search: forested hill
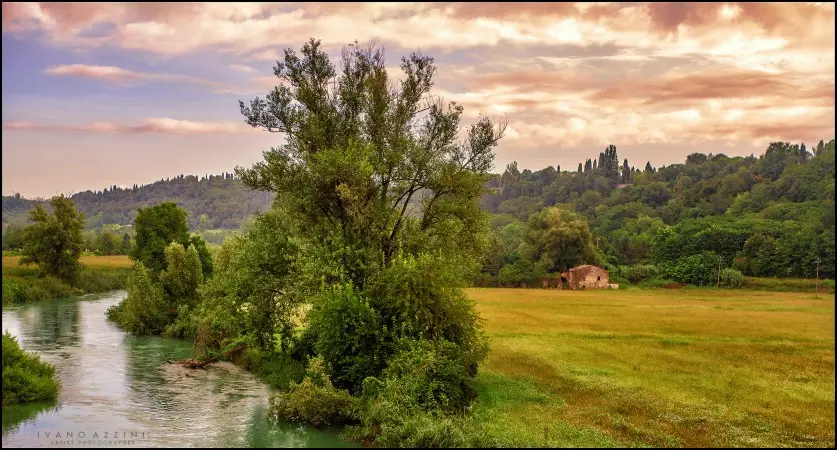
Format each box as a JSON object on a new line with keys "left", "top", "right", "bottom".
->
{"left": 2, "top": 173, "right": 274, "bottom": 230}
{"left": 479, "top": 138, "right": 836, "bottom": 281}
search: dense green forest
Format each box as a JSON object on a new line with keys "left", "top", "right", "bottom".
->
{"left": 479, "top": 139, "right": 835, "bottom": 285}
{"left": 2, "top": 173, "right": 274, "bottom": 230}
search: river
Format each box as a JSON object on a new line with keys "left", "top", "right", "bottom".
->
{"left": 1, "top": 291, "right": 357, "bottom": 448}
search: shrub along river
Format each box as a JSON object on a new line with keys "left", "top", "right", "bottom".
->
{"left": 1, "top": 291, "right": 357, "bottom": 448}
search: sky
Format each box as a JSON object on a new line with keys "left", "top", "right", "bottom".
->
{"left": 2, "top": 2, "right": 835, "bottom": 198}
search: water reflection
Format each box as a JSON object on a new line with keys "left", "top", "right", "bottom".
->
{"left": 1, "top": 402, "right": 58, "bottom": 436}
{"left": 1, "top": 292, "right": 356, "bottom": 448}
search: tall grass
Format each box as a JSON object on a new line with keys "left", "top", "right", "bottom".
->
{"left": 2, "top": 256, "right": 131, "bottom": 305}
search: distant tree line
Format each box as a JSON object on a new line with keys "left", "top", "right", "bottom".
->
{"left": 2, "top": 173, "right": 274, "bottom": 230}
{"left": 479, "top": 139, "right": 835, "bottom": 285}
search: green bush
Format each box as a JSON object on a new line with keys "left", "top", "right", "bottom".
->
{"left": 270, "top": 357, "right": 358, "bottom": 427}
{"left": 2, "top": 332, "right": 59, "bottom": 406}
{"left": 364, "top": 253, "right": 489, "bottom": 379}
{"left": 1, "top": 275, "right": 76, "bottom": 305}
{"left": 2, "top": 277, "right": 28, "bottom": 304}
{"left": 74, "top": 268, "right": 131, "bottom": 293}
{"left": 615, "top": 264, "right": 659, "bottom": 283}
{"left": 376, "top": 338, "right": 479, "bottom": 413}
{"left": 637, "top": 278, "right": 679, "bottom": 289}
{"left": 241, "top": 347, "right": 306, "bottom": 391}
{"left": 660, "top": 252, "right": 719, "bottom": 286}
{"left": 343, "top": 409, "right": 505, "bottom": 448}
{"left": 496, "top": 259, "right": 544, "bottom": 286}
{"left": 2, "top": 267, "right": 129, "bottom": 306}
{"left": 107, "top": 263, "right": 173, "bottom": 335}
{"left": 308, "top": 284, "right": 391, "bottom": 394}
{"left": 609, "top": 276, "right": 630, "bottom": 288}
{"left": 345, "top": 339, "right": 497, "bottom": 447}
{"left": 719, "top": 268, "right": 744, "bottom": 288}
{"left": 471, "top": 273, "right": 495, "bottom": 287}
{"left": 159, "top": 242, "right": 203, "bottom": 306}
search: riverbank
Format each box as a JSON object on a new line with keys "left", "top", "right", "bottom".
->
{"left": 2, "top": 332, "right": 59, "bottom": 406}
{"left": 2, "top": 256, "right": 131, "bottom": 305}
{"left": 2, "top": 292, "right": 355, "bottom": 448}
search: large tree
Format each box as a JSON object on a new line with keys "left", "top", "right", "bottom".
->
{"left": 20, "top": 196, "right": 86, "bottom": 282}
{"left": 130, "top": 202, "right": 196, "bottom": 276}
{"left": 524, "top": 206, "right": 600, "bottom": 273}
{"left": 238, "top": 38, "right": 506, "bottom": 289}
{"left": 235, "top": 39, "right": 505, "bottom": 393}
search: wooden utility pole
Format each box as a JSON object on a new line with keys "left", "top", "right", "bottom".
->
{"left": 717, "top": 255, "right": 722, "bottom": 288}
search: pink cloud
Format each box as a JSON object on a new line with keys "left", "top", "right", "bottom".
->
{"left": 2, "top": 2, "right": 833, "bottom": 175}
{"left": 43, "top": 64, "right": 244, "bottom": 93}
{"left": 3, "top": 118, "right": 258, "bottom": 135}
{"left": 2, "top": 3, "right": 831, "bottom": 55}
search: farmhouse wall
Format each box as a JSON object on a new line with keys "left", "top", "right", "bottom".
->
{"left": 560, "top": 265, "right": 610, "bottom": 289}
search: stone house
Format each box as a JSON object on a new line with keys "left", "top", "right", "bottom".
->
{"left": 560, "top": 265, "right": 611, "bottom": 289}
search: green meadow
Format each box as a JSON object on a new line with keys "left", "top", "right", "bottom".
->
{"left": 468, "top": 288, "right": 835, "bottom": 447}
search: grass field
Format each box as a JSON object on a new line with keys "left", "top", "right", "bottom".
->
{"left": 468, "top": 288, "right": 835, "bottom": 447}
{"left": 2, "top": 255, "right": 132, "bottom": 270}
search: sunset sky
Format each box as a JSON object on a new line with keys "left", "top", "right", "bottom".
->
{"left": 2, "top": 2, "right": 835, "bottom": 198}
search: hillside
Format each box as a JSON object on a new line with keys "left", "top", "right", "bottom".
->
{"left": 2, "top": 173, "right": 274, "bottom": 230}
{"left": 479, "top": 139, "right": 836, "bottom": 282}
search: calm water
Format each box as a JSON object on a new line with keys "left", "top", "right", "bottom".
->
{"left": 1, "top": 291, "right": 356, "bottom": 448}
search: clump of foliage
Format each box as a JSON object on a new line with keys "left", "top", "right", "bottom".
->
{"left": 109, "top": 242, "right": 204, "bottom": 334}
{"left": 109, "top": 202, "right": 210, "bottom": 334}
{"left": 719, "top": 268, "right": 744, "bottom": 288}
{"left": 363, "top": 253, "right": 489, "bottom": 375}
{"left": 659, "top": 251, "right": 720, "bottom": 286}
{"left": 19, "top": 196, "right": 85, "bottom": 283}
{"left": 308, "top": 284, "right": 390, "bottom": 393}
{"left": 2, "top": 332, "right": 59, "bottom": 406}
{"left": 192, "top": 208, "right": 301, "bottom": 349}
{"left": 130, "top": 202, "right": 212, "bottom": 276}
{"left": 614, "top": 264, "right": 660, "bottom": 284}
{"left": 270, "top": 357, "right": 358, "bottom": 427}
{"left": 524, "top": 207, "right": 601, "bottom": 274}
{"left": 240, "top": 347, "right": 307, "bottom": 391}
{"left": 496, "top": 259, "right": 545, "bottom": 286}
{"left": 368, "top": 338, "right": 480, "bottom": 413}
{"left": 3, "top": 267, "right": 130, "bottom": 306}
{"left": 107, "top": 263, "right": 170, "bottom": 335}
{"left": 343, "top": 339, "right": 499, "bottom": 447}
{"left": 160, "top": 242, "right": 203, "bottom": 305}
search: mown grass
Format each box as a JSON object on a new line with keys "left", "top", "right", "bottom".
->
{"left": 467, "top": 288, "right": 835, "bottom": 447}
{"left": 2, "top": 255, "right": 132, "bottom": 305}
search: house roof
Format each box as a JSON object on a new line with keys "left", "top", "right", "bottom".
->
{"left": 568, "top": 264, "right": 604, "bottom": 272}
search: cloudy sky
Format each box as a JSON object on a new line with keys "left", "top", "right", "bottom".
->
{"left": 2, "top": 2, "right": 834, "bottom": 198}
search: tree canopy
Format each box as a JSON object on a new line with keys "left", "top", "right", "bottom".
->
{"left": 19, "top": 196, "right": 85, "bottom": 282}
{"left": 238, "top": 38, "right": 506, "bottom": 289}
